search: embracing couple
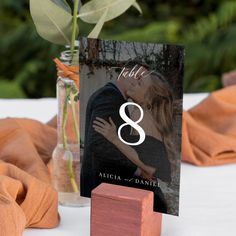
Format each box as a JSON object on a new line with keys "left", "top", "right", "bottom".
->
{"left": 81, "top": 63, "right": 173, "bottom": 213}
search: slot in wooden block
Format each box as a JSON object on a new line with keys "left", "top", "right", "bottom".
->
{"left": 91, "top": 183, "right": 162, "bottom": 236}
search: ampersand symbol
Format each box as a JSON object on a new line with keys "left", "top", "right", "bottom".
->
{"left": 118, "top": 102, "right": 146, "bottom": 146}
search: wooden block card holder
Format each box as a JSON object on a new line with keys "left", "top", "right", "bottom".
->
{"left": 91, "top": 183, "right": 162, "bottom": 236}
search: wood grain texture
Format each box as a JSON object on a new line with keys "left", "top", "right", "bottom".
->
{"left": 91, "top": 183, "right": 162, "bottom": 236}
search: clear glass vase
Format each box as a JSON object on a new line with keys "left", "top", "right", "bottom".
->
{"left": 52, "top": 51, "right": 90, "bottom": 207}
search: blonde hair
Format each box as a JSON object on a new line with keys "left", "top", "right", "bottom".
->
{"left": 145, "top": 72, "right": 174, "bottom": 158}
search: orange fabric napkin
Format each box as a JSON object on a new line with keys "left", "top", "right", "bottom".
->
{"left": 182, "top": 85, "right": 236, "bottom": 166}
{"left": 0, "top": 118, "right": 59, "bottom": 236}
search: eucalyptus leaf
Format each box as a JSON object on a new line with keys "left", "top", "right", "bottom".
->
{"left": 132, "top": 2, "right": 142, "bottom": 14}
{"left": 51, "top": 0, "right": 72, "bottom": 13}
{"left": 88, "top": 8, "right": 108, "bottom": 38}
{"left": 78, "top": 0, "right": 136, "bottom": 24}
{"left": 30, "top": 0, "right": 72, "bottom": 45}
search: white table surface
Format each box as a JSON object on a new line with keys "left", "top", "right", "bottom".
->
{"left": 1, "top": 93, "right": 236, "bottom": 236}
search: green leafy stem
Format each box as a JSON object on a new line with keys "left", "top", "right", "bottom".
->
{"left": 60, "top": 0, "right": 80, "bottom": 193}
{"left": 71, "top": 0, "right": 79, "bottom": 63}
{"left": 62, "top": 84, "right": 80, "bottom": 193}
{"left": 29, "top": 0, "right": 142, "bottom": 46}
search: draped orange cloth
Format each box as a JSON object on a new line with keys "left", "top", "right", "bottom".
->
{"left": 0, "top": 57, "right": 79, "bottom": 235}
{"left": 182, "top": 85, "right": 236, "bottom": 166}
{"left": 0, "top": 118, "right": 59, "bottom": 236}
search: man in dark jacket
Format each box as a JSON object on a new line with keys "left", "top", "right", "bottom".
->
{"left": 80, "top": 69, "right": 140, "bottom": 197}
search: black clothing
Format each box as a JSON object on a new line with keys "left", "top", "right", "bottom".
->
{"left": 81, "top": 83, "right": 137, "bottom": 197}
{"left": 131, "top": 135, "right": 171, "bottom": 182}
{"left": 130, "top": 135, "right": 171, "bottom": 213}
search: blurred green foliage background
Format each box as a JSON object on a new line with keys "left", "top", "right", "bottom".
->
{"left": 0, "top": 0, "right": 236, "bottom": 98}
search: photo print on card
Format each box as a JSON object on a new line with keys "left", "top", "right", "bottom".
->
{"left": 79, "top": 37, "right": 184, "bottom": 216}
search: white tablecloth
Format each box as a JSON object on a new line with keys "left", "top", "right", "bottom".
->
{"left": 1, "top": 93, "right": 236, "bottom": 236}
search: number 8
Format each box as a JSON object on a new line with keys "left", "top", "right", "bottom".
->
{"left": 118, "top": 102, "right": 146, "bottom": 146}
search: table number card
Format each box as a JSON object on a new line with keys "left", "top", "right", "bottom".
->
{"left": 80, "top": 37, "right": 184, "bottom": 215}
